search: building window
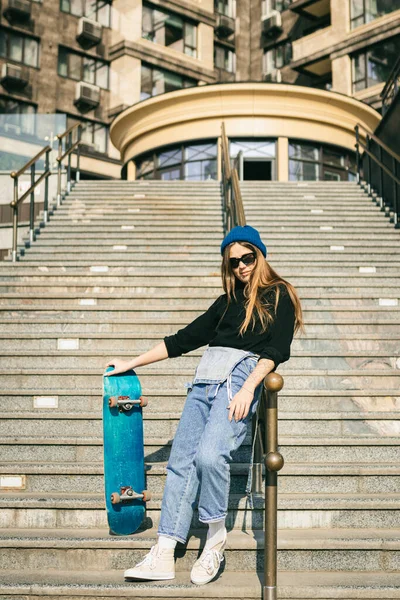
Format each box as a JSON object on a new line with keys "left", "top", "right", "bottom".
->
{"left": 136, "top": 141, "right": 218, "bottom": 180}
{"left": 263, "top": 42, "right": 292, "bottom": 73}
{"left": 352, "top": 35, "right": 400, "bottom": 92}
{"left": 60, "top": 0, "right": 111, "bottom": 26}
{"left": 67, "top": 116, "right": 108, "bottom": 153}
{"left": 215, "top": 0, "right": 236, "bottom": 18}
{"left": 261, "top": 0, "right": 290, "bottom": 14}
{"left": 289, "top": 141, "right": 357, "bottom": 181}
{"left": 142, "top": 4, "right": 197, "bottom": 58}
{"left": 58, "top": 47, "right": 109, "bottom": 89}
{"left": 0, "top": 29, "right": 39, "bottom": 67}
{"left": 0, "top": 96, "right": 36, "bottom": 136}
{"left": 350, "top": 0, "right": 399, "bottom": 29}
{"left": 214, "top": 44, "right": 236, "bottom": 72}
{"left": 140, "top": 64, "right": 196, "bottom": 100}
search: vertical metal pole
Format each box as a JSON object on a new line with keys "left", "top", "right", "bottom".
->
{"left": 44, "top": 150, "right": 50, "bottom": 224}
{"left": 367, "top": 136, "right": 372, "bottom": 196}
{"left": 57, "top": 136, "right": 62, "bottom": 207}
{"left": 393, "top": 158, "right": 398, "bottom": 227}
{"left": 76, "top": 127, "right": 81, "bottom": 183}
{"left": 263, "top": 373, "right": 284, "bottom": 600}
{"left": 12, "top": 177, "right": 18, "bottom": 263}
{"left": 67, "top": 132, "right": 72, "bottom": 193}
{"left": 355, "top": 126, "right": 360, "bottom": 184}
{"left": 378, "top": 145, "right": 384, "bottom": 209}
{"left": 29, "top": 163, "right": 35, "bottom": 245}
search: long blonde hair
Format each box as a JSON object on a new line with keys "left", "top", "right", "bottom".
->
{"left": 221, "top": 242, "right": 304, "bottom": 336}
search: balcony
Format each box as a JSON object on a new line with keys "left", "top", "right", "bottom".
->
{"left": 262, "top": 11, "right": 283, "bottom": 40}
{"left": 77, "top": 17, "right": 102, "bottom": 48}
{"left": 215, "top": 14, "right": 235, "bottom": 39}
{"left": 289, "top": 0, "right": 330, "bottom": 19}
{"left": 1, "top": 63, "right": 29, "bottom": 89}
{"left": 3, "top": 0, "right": 32, "bottom": 22}
{"left": 74, "top": 82, "right": 100, "bottom": 110}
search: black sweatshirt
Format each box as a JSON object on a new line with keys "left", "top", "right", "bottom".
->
{"left": 164, "top": 281, "right": 295, "bottom": 369}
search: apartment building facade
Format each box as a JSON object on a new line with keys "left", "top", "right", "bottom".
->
{"left": 0, "top": 0, "right": 398, "bottom": 180}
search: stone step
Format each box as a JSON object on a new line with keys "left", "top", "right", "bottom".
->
{"left": 2, "top": 304, "right": 400, "bottom": 321}
{"left": 0, "top": 527, "right": 398, "bottom": 573}
{"left": 14, "top": 259, "right": 400, "bottom": 272}
{"left": 24, "top": 227, "right": 399, "bottom": 237}
{"left": 0, "top": 489, "right": 399, "bottom": 531}
{"left": 1, "top": 294, "right": 400, "bottom": 308}
{"left": 1, "top": 334, "right": 400, "bottom": 353}
{"left": 1, "top": 282, "right": 399, "bottom": 295}
{"left": 1, "top": 351, "right": 399, "bottom": 371}
{"left": 1, "top": 410, "right": 398, "bottom": 438}
{"left": 1, "top": 269, "right": 400, "bottom": 283}
{"left": 3, "top": 436, "right": 399, "bottom": 464}
{"left": 57, "top": 204, "right": 380, "bottom": 214}
{"left": 1, "top": 459, "right": 400, "bottom": 496}
{"left": 3, "top": 388, "right": 398, "bottom": 416}
{"left": 0, "top": 569, "right": 398, "bottom": 600}
{"left": 1, "top": 320, "right": 399, "bottom": 335}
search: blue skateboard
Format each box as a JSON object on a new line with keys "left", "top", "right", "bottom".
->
{"left": 103, "top": 367, "right": 151, "bottom": 535}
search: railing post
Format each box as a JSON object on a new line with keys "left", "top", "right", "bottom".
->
{"left": 263, "top": 372, "right": 284, "bottom": 600}
{"left": 12, "top": 177, "right": 18, "bottom": 263}
{"left": 44, "top": 149, "right": 50, "bottom": 224}
{"left": 393, "top": 157, "right": 399, "bottom": 227}
{"left": 366, "top": 136, "right": 372, "bottom": 196}
{"left": 57, "top": 136, "right": 62, "bottom": 207}
{"left": 378, "top": 145, "right": 384, "bottom": 210}
{"left": 29, "top": 163, "right": 35, "bottom": 245}
{"left": 355, "top": 125, "right": 360, "bottom": 184}
{"left": 76, "top": 126, "right": 81, "bottom": 183}
{"left": 67, "top": 132, "right": 72, "bottom": 193}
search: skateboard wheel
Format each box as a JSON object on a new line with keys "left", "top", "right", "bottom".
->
{"left": 110, "top": 492, "right": 120, "bottom": 504}
{"left": 108, "top": 397, "right": 118, "bottom": 408}
{"left": 142, "top": 489, "right": 151, "bottom": 502}
{"left": 139, "top": 396, "right": 148, "bottom": 408}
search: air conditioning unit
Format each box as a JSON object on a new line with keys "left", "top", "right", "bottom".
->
{"left": 77, "top": 17, "right": 102, "bottom": 46}
{"left": 3, "top": 0, "right": 32, "bottom": 20}
{"left": 75, "top": 81, "right": 101, "bottom": 108}
{"left": 262, "top": 11, "right": 283, "bottom": 38}
{"left": 215, "top": 14, "right": 235, "bottom": 38}
{"left": 263, "top": 69, "right": 282, "bottom": 83}
{"left": 1, "top": 63, "right": 29, "bottom": 88}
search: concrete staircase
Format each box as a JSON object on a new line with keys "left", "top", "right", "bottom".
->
{"left": 0, "top": 179, "right": 399, "bottom": 599}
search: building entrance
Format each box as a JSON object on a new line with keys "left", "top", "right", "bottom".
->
{"left": 243, "top": 159, "right": 273, "bottom": 180}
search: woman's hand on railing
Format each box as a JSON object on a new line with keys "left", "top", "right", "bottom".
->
{"left": 104, "top": 358, "right": 134, "bottom": 376}
{"left": 227, "top": 387, "right": 254, "bottom": 422}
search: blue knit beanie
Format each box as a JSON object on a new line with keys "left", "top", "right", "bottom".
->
{"left": 220, "top": 225, "right": 267, "bottom": 257}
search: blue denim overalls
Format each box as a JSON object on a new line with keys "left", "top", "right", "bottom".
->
{"left": 157, "top": 346, "right": 263, "bottom": 544}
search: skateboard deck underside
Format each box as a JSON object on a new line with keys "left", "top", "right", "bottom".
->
{"left": 103, "top": 368, "right": 145, "bottom": 535}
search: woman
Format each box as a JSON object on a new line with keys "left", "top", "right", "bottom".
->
{"left": 105, "top": 225, "right": 303, "bottom": 586}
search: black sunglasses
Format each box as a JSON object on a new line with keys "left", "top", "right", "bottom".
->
{"left": 229, "top": 252, "right": 256, "bottom": 269}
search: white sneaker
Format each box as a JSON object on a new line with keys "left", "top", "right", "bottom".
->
{"left": 190, "top": 535, "right": 227, "bottom": 585}
{"left": 124, "top": 543, "right": 175, "bottom": 580}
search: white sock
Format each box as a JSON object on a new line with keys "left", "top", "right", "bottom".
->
{"left": 205, "top": 519, "right": 227, "bottom": 550}
{"left": 157, "top": 535, "right": 177, "bottom": 550}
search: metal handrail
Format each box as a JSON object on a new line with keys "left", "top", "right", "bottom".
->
{"left": 10, "top": 146, "right": 52, "bottom": 262}
{"left": 56, "top": 123, "right": 82, "bottom": 204}
{"left": 355, "top": 123, "right": 400, "bottom": 227}
{"left": 9, "top": 123, "right": 83, "bottom": 262}
{"left": 381, "top": 55, "right": 400, "bottom": 116}
{"left": 220, "top": 122, "right": 245, "bottom": 232}
{"left": 220, "top": 120, "right": 284, "bottom": 600}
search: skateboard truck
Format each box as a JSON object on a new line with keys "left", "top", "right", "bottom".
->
{"left": 108, "top": 395, "right": 148, "bottom": 412}
{"left": 110, "top": 486, "right": 152, "bottom": 505}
